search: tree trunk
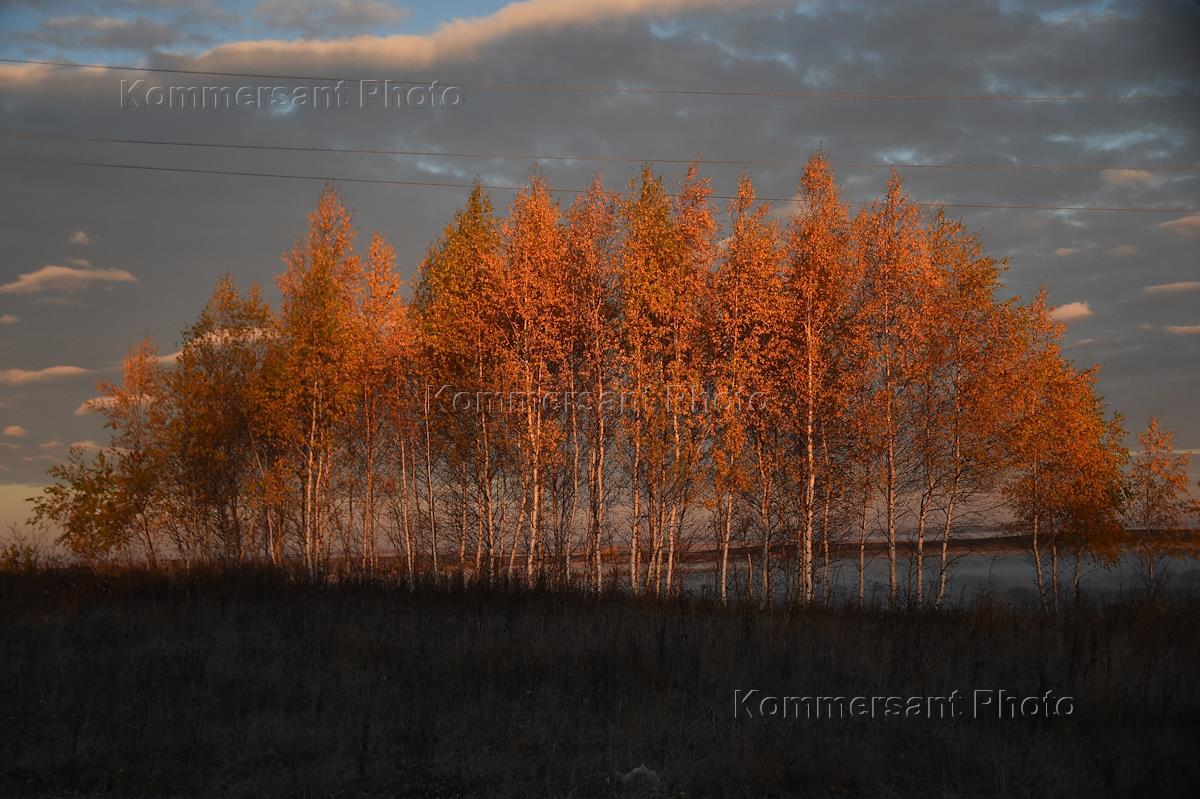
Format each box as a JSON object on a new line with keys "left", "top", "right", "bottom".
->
{"left": 719, "top": 492, "right": 732, "bottom": 606}
{"left": 629, "top": 385, "right": 643, "bottom": 595}
{"left": 857, "top": 482, "right": 869, "bottom": 607}
{"left": 1051, "top": 541, "right": 1060, "bottom": 612}
{"left": 802, "top": 329, "right": 816, "bottom": 606}
{"left": 422, "top": 387, "right": 439, "bottom": 578}
{"left": 884, "top": 369, "right": 898, "bottom": 607}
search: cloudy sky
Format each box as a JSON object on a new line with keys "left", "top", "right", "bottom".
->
{"left": 0, "top": 0, "right": 1197, "bottom": 531}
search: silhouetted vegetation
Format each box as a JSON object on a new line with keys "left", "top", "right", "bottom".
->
{"left": 2, "top": 567, "right": 1198, "bottom": 797}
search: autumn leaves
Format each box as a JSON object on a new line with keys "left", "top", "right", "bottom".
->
{"left": 31, "top": 153, "right": 1133, "bottom": 607}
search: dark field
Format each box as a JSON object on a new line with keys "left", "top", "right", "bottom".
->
{"left": 2, "top": 569, "right": 1198, "bottom": 798}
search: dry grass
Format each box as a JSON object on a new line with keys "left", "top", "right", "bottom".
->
{"left": 1, "top": 567, "right": 1197, "bottom": 797}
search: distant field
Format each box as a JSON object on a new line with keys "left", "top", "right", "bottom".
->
{"left": 2, "top": 569, "right": 1198, "bottom": 798}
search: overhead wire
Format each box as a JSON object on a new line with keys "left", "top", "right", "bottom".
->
{"left": 3, "top": 154, "right": 1195, "bottom": 213}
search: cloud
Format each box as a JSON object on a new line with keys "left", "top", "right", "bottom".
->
{"left": 74, "top": 395, "right": 108, "bottom": 412}
{"left": 1143, "top": 281, "right": 1200, "bottom": 296}
{"left": 254, "top": 0, "right": 411, "bottom": 38}
{"left": 1157, "top": 213, "right": 1200, "bottom": 238}
{"left": 68, "top": 440, "right": 103, "bottom": 451}
{"left": 3, "top": 425, "right": 27, "bottom": 438}
{"left": 74, "top": 396, "right": 119, "bottom": 416}
{"left": 1102, "top": 169, "right": 1156, "bottom": 186}
{"left": 1054, "top": 247, "right": 1077, "bottom": 256}
{"left": 23, "top": 15, "right": 183, "bottom": 52}
{"left": 192, "top": 0, "right": 771, "bottom": 72}
{"left": 38, "top": 440, "right": 62, "bottom": 450}
{"left": 0, "top": 265, "right": 137, "bottom": 295}
{"left": 142, "top": 328, "right": 273, "bottom": 374}
{"left": 1166, "top": 325, "right": 1200, "bottom": 335}
{"left": 1050, "top": 301, "right": 1092, "bottom": 322}
{"left": 0, "top": 314, "right": 18, "bottom": 325}
{"left": 176, "top": 326, "right": 275, "bottom": 356}
{"left": 67, "top": 230, "right": 90, "bottom": 245}
{"left": 0, "top": 366, "right": 92, "bottom": 386}
{"left": 1108, "top": 244, "right": 1138, "bottom": 257}
{"left": 765, "top": 191, "right": 809, "bottom": 220}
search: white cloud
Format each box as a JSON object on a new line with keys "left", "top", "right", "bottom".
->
{"left": 150, "top": 328, "right": 273, "bottom": 372}
{"left": 38, "top": 440, "right": 62, "bottom": 450}
{"left": 67, "top": 230, "right": 91, "bottom": 245}
{"left": 1108, "top": 244, "right": 1137, "bottom": 257}
{"left": 1143, "top": 281, "right": 1200, "bottom": 296}
{"left": 1157, "top": 213, "right": 1200, "bottom": 238}
{"left": 3, "top": 425, "right": 27, "bottom": 438}
{"left": 192, "top": 0, "right": 771, "bottom": 72}
{"left": 69, "top": 440, "right": 103, "bottom": 451}
{"left": 768, "top": 192, "right": 807, "bottom": 220}
{"left": 0, "top": 265, "right": 137, "bottom": 295}
{"left": 1053, "top": 247, "right": 1077, "bottom": 256}
{"left": 0, "top": 365, "right": 92, "bottom": 386}
{"left": 1165, "top": 325, "right": 1200, "bottom": 335}
{"left": 74, "top": 396, "right": 116, "bottom": 416}
{"left": 0, "top": 314, "right": 18, "bottom": 325}
{"left": 1102, "top": 169, "right": 1156, "bottom": 186}
{"left": 1049, "top": 301, "right": 1092, "bottom": 322}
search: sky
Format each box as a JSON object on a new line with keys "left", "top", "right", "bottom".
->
{"left": 0, "top": 0, "right": 1198, "bottom": 534}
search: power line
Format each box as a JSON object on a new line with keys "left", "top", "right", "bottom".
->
{"left": 2, "top": 56, "right": 1196, "bottom": 102}
{"left": 3, "top": 153, "right": 1195, "bottom": 213}
{"left": 5, "top": 131, "right": 1199, "bottom": 173}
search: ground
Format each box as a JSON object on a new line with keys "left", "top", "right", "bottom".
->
{"left": 1, "top": 568, "right": 1198, "bottom": 797}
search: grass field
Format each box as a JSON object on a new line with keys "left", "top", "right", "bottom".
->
{"left": 2, "top": 567, "right": 1198, "bottom": 797}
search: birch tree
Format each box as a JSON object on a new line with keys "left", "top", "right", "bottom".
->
{"left": 271, "top": 185, "right": 359, "bottom": 578}
{"left": 1127, "top": 416, "right": 1193, "bottom": 597}
{"left": 564, "top": 177, "right": 621, "bottom": 592}
{"left": 855, "top": 173, "right": 932, "bottom": 606}
{"left": 708, "top": 175, "right": 781, "bottom": 604}
{"left": 782, "top": 152, "right": 858, "bottom": 605}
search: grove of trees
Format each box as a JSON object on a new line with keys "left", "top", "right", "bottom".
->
{"left": 29, "top": 154, "right": 1195, "bottom": 606}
